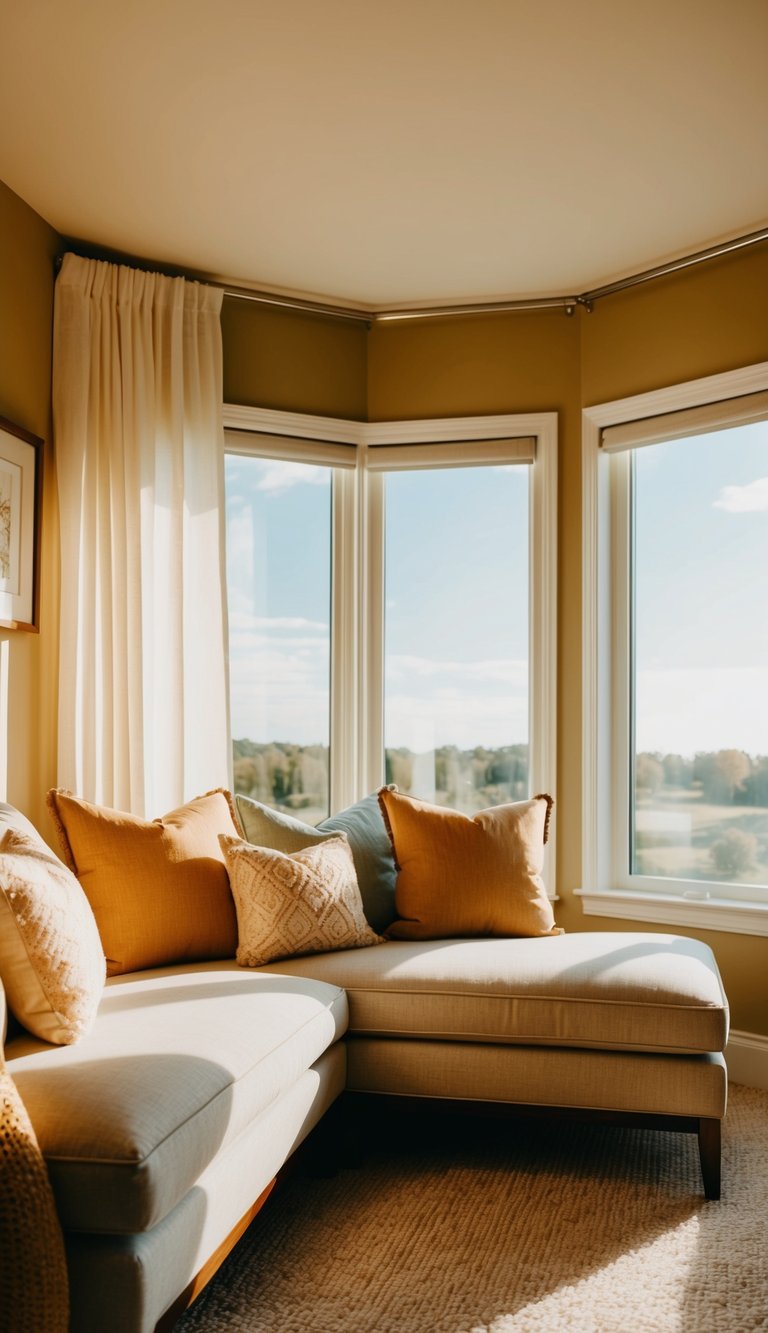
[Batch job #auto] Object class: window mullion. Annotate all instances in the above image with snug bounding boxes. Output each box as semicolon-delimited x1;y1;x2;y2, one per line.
330;468;358;813
611;451;632;888
358;454;385;798
528;416;558;893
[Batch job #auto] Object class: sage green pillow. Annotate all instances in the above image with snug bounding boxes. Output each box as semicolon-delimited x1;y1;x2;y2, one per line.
234;793;397;933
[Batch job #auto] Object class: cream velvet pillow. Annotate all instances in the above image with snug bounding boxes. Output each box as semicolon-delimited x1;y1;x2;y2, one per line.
379;787;560;941
0;827;105;1044
47;788;240;976
220;832;383;967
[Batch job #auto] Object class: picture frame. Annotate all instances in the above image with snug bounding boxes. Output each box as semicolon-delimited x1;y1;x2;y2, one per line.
0;415;43;632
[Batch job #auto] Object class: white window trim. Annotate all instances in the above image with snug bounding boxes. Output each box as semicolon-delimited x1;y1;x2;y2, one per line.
578;359;768;936
224;404;558;891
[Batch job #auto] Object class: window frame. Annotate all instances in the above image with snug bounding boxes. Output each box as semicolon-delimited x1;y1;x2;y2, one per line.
223;403;558;891
578;360;768;937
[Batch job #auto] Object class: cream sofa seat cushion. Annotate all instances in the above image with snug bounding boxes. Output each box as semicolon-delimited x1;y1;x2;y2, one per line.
256;933;729;1055
6;962;347;1235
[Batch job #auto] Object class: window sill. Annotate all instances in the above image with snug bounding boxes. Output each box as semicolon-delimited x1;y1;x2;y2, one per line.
574;888;768;937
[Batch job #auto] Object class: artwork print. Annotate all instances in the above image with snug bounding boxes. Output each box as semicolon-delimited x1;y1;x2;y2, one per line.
0;456;22;594
0;418;42;631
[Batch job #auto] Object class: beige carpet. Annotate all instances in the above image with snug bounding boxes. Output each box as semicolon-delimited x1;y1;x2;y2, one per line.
178;1084;768;1332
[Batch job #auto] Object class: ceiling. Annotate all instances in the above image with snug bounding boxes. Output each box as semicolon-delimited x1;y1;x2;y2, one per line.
2;0;767;311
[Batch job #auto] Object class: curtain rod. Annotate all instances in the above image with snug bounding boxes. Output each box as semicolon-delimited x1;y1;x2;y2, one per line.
217;225;768;323
576;225;768;308
58;225;768;325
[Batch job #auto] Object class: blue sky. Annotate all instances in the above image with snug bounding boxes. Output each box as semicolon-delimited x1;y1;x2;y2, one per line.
634;421;768;757
225;457;332;747
225;457;529;750
225;418;767;760
383;466;528;752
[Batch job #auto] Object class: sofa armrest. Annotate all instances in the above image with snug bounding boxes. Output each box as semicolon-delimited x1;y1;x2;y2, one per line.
0;975;71;1330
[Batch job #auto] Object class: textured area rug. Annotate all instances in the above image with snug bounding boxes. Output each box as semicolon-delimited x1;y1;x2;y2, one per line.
178;1084;768;1332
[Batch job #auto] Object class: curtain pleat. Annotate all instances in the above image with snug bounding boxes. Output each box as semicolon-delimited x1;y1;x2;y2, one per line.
53;253;230;815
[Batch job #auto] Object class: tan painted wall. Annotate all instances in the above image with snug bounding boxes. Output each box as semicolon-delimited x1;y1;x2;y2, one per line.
222;297;367;420
581;245;768;406
0;181;60;834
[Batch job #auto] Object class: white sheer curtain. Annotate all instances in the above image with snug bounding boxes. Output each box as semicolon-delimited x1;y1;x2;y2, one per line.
53;253;230;815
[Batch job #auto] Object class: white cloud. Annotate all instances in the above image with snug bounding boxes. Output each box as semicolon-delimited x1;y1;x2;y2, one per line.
228;644;528;749
253;461;329;496
386;690;528;750
231;633;328;658
491;464;528;478
386;655;527;687
229;642;329;744
383;656;528;748
636;666;768;755
229;611;328;634
712;476;768;512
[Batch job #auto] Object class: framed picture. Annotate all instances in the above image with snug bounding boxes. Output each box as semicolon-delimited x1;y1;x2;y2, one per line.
0;416;43;632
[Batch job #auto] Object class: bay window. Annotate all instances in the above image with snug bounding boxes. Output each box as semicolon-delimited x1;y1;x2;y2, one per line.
223;405;557;878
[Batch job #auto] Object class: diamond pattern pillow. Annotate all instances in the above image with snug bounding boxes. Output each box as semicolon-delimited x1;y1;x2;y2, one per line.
219;832;383;967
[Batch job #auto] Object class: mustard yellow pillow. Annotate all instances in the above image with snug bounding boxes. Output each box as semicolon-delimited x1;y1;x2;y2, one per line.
378;786;560;940
46;789;240;976
220;832;383;967
0;827;105;1044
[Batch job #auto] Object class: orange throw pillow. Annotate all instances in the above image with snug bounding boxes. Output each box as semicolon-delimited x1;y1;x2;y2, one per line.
378;786;559;941
46;789;240;976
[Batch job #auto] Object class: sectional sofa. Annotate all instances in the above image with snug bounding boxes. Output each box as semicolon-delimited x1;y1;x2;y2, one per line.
0;792;729;1332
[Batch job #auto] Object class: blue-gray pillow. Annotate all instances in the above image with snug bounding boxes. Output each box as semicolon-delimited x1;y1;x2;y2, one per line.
234;793;397;933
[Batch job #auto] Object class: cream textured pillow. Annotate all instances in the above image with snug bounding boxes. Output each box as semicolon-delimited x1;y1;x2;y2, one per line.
379;786;560;941
0;827;105;1044
219;832;383;967
46;788;240;976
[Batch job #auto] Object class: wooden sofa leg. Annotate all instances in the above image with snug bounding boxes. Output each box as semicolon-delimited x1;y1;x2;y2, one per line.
698;1118;721;1200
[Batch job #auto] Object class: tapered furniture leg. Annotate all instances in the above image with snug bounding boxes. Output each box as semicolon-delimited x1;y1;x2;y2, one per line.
698;1118;721;1200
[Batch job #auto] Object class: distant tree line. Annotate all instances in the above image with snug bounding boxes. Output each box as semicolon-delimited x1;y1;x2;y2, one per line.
634;748;768;880
233;739;329;811
385;743;529;809
232;739;529;810
635;749;768;806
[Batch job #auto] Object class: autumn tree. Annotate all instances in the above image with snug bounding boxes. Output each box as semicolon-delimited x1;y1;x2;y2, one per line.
635;753;664;796
715;749;751;801
709;828;757;877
